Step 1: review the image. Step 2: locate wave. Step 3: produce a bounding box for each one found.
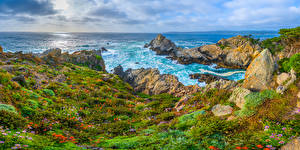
[199,68,245,77]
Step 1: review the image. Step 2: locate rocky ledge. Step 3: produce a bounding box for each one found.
[113,65,201,97]
[145,34,261,69]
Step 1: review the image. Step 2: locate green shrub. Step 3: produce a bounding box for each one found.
[0,110,26,129]
[187,115,238,139]
[175,110,205,130]
[0,104,17,113]
[0,71,11,85]
[236,90,278,117]
[21,106,37,117]
[43,89,55,97]
[279,53,300,75]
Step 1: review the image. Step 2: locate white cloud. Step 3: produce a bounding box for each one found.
[0,0,300,32]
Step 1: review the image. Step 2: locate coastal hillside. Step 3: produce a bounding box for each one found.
[0,27,299,150]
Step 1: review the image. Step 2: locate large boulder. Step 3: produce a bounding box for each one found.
[145,34,178,55]
[229,87,252,108]
[242,49,275,91]
[0,45,3,53]
[211,104,233,116]
[280,137,300,150]
[113,66,201,96]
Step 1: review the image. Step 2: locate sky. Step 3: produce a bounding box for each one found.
[0,0,300,32]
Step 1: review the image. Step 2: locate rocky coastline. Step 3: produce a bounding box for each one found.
[0,27,299,150]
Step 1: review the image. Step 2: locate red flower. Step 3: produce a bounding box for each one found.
[236,147,242,150]
[263,148,270,150]
[256,145,263,148]
[242,147,248,149]
[208,146,218,150]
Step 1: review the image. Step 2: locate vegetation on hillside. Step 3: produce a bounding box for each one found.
[0,27,300,149]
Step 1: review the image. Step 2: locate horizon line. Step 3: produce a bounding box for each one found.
[0,29,279,34]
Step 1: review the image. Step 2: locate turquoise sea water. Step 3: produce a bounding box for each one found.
[0,31,279,86]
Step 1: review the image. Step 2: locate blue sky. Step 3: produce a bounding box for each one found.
[0,0,300,32]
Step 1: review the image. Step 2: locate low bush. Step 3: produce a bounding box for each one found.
[0,104,17,113]
[236,90,279,117]
[0,110,27,129]
[278,53,300,75]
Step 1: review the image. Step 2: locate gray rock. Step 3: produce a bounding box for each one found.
[211,104,233,116]
[229,87,251,108]
[12,75,27,86]
[277,73,290,85]
[145,34,178,55]
[276,69,297,94]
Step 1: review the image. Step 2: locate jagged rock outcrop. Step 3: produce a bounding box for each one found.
[229,87,252,108]
[146,34,261,69]
[0,45,3,53]
[242,49,275,91]
[145,34,178,55]
[41,48,106,71]
[113,65,201,97]
[189,73,229,84]
[211,104,233,116]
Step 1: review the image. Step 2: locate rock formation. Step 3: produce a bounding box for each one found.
[242,49,275,91]
[276,69,297,94]
[113,65,201,97]
[40,48,106,71]
[211,104,233,116]
[146,34,261,69]
[145,34,178,55]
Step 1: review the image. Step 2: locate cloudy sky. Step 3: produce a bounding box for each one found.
[0,0,300,32]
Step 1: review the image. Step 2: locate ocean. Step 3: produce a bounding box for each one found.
[0,31,279,86]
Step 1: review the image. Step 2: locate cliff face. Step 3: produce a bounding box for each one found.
[145,34,261,69]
